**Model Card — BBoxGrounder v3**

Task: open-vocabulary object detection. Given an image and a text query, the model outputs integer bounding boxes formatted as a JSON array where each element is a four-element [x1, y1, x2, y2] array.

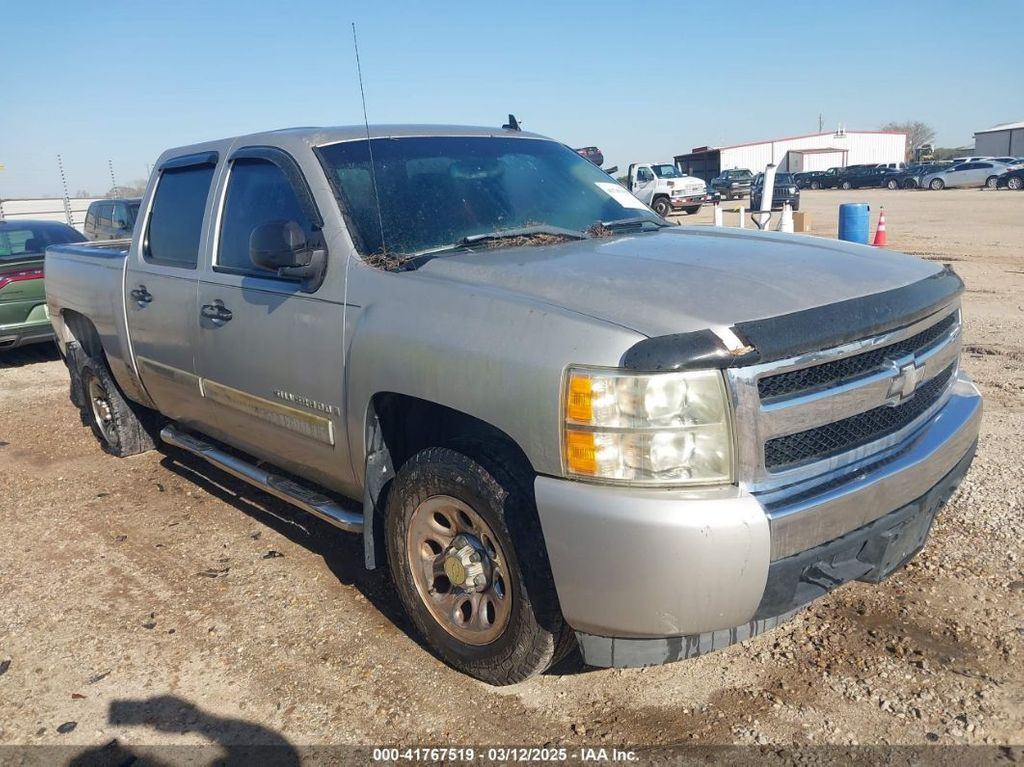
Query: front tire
[[78, 355, 157, 457], [930, 178, 945, 190], [651, 197, 672, 217], [385, 443, 572, 685], [1008, 176, 1023, 190], [886, 178, 899, 190]]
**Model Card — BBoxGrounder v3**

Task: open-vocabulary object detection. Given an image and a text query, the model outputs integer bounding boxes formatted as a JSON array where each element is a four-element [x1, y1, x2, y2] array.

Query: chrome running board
[[160, 424, 363, 533]]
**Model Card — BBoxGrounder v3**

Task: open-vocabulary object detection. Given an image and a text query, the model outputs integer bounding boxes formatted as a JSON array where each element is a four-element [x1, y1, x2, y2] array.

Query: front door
[[125, 156, 217, 424], [193, 149, 347, 490], [631, 166, 657, 205]]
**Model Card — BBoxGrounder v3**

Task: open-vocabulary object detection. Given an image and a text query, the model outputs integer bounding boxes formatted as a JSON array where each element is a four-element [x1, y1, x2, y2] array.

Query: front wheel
[[985, 175, 999, 189], [385, 443, 572, 685], [886, 179, 899, 190], [930, 178, 945, 190], [651, 197, 672, 217], [1008, 176, 1024, 190]]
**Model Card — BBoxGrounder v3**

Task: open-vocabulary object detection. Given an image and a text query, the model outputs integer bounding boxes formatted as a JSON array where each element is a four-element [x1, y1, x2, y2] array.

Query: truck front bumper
[[534, 374, 982, 668], [669, 194, 707, 209]]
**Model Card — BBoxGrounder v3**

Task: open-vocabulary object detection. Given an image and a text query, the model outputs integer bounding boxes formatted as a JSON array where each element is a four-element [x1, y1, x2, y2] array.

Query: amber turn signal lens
[[566, 373, 593, 423], [565, 430, 597, 475]]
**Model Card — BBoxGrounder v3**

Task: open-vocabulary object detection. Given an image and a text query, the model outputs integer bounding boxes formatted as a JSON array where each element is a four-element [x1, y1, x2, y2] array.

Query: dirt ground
[[1, 188, 1021, 756]]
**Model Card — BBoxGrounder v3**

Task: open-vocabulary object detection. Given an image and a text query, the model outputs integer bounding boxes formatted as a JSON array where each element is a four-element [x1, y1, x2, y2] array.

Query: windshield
[[318, 136, 661, 257], [650, 164, 683, 178], [726, 170, 752, 179], [774, 174, 795, 184]]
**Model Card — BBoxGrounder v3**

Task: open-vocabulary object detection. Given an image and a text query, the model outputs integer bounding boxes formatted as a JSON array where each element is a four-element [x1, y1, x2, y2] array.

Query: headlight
[[563, 367, 734, 485], [789, 186, 798, 194]]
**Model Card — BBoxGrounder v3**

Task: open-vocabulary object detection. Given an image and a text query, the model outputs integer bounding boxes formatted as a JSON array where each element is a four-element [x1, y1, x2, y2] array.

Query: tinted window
[[636, 167, 654, 182], [0, 223, 84, 259], [97, 203, 112, 228], [217, 159, 311, 275], [977, 163, 992, 169], [145, 164, 215, 267]]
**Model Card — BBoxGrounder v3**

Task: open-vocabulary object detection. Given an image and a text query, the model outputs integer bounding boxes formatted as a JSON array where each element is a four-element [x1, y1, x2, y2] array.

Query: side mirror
[[249, 220, 327, 293]]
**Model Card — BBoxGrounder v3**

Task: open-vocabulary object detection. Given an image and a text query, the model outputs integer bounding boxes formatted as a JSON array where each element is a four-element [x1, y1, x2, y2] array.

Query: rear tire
[[985, 175, 999, 189], [385, 442, 573, 685], [651, 197, 672, 217], [930, 178, 945, 190], [810, 180, 821, 190], [78, 355, 158, 457], [684, 205, 702, 215], [841, 180, 852, 190]]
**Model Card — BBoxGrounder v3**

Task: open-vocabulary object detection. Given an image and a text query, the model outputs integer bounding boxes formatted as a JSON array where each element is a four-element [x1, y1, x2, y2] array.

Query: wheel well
[[369, 392, 531, 474], [61, 310, 104, 359]]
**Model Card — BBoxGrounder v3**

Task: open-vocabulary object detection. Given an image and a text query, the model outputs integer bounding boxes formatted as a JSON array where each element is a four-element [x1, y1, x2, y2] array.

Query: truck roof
[[157, 124, 552, 165]]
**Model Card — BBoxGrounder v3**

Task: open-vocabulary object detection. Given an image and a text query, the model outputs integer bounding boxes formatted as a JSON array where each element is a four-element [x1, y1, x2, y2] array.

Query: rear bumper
[[0, 315, 54, 350], [535, 374, 981, 667]]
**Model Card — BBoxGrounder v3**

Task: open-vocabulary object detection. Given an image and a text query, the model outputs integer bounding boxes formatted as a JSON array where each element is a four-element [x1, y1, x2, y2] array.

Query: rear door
[[193, 146, 346, 488], [125, 152, 217, 423]]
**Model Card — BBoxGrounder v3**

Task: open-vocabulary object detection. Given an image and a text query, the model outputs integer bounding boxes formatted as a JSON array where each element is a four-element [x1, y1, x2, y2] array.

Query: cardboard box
[[793, 211, 811, 233]]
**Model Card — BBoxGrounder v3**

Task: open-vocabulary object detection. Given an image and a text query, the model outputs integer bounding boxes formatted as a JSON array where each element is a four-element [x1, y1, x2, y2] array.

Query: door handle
[[130, 286, 153, 306], [200, 301, 233, 324]]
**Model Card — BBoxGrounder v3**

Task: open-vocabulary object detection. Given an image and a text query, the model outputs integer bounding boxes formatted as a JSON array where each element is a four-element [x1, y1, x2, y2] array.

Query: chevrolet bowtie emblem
[[887, 355, 921, 404]]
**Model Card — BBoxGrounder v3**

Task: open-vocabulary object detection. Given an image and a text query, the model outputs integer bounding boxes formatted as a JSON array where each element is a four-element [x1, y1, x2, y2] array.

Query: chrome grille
[[726, 305, 962, 492], [758, 312, 958, 401], [764, 363, 956, 471]]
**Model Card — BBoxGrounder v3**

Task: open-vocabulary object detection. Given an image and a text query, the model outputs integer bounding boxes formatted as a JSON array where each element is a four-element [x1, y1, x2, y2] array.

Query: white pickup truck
[[626, 162, 707, 216]]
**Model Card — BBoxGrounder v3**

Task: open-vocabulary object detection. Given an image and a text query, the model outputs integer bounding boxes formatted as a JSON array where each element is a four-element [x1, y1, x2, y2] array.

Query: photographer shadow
[[68, 694, 300, 766]]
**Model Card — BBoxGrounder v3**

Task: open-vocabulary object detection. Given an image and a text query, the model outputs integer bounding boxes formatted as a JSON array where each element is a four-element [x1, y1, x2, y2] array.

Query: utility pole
[[0, 161, 6, 221], [57, 154, 73, 226], [818, 113, 823, 133]]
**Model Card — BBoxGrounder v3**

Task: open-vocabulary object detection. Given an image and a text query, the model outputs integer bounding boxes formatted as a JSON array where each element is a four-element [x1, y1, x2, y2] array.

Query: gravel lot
[[1, 188, 1021, 755]]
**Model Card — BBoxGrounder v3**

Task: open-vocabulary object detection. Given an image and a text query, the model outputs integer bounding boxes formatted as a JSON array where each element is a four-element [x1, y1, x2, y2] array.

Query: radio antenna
[[352, 22, 387, 255]]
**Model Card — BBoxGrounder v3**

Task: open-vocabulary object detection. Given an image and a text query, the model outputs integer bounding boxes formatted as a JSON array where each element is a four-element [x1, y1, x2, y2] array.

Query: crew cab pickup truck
[[46, 124, 982, 685]]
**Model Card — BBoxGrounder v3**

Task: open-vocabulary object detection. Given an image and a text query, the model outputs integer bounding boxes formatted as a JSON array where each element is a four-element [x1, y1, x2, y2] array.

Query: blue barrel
[[838, 203, 870, 244]]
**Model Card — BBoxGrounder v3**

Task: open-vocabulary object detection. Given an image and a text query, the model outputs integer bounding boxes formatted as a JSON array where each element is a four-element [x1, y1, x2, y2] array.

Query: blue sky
[[3, 0, 1022, 197]]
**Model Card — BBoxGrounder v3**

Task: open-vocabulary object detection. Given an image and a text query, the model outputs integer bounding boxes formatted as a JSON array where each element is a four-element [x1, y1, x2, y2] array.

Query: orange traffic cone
[[872, 207, 887, 247]]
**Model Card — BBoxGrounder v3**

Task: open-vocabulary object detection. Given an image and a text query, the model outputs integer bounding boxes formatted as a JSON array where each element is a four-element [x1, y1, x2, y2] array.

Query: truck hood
[[414, 227, 944, 338]]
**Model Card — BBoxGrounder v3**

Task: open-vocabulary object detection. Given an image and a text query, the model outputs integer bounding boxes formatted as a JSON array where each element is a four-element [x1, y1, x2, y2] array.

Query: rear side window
[[217, 159, 312, 275], [145, 164, 216, 268]]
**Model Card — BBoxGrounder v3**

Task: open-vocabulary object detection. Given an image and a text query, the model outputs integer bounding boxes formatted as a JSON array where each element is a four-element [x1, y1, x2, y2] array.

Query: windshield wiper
[[462, 225, 589, 245], [599, 216, 671, 231]]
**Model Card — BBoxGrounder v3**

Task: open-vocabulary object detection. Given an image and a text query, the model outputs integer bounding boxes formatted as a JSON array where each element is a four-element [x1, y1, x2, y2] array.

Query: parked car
[[995, 167, 1024, 190], [0, 219, 85, 350], [794, 170, 827, 189], [750, 172, 800, 210], [84, 198, 142, 241], [835, 167, 903, 190], [886, 163, 955, 189], [922, 161, 1010, 190], [626, 162, 706, 215], [709, 168, 754, 200], [574, 146, 604, 167], [802, 166, 850, 189], [46, 123, 981, 684]]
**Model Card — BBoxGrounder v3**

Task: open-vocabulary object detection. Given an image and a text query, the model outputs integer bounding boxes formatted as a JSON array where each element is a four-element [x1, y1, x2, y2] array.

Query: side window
[[145, 163, 216, 268], [111, 203, 128, 229], [97, 203, 113, 229], [85, 205, 97, 230], [217, 158, 312, 276], [977, 163, 992, 169], [636, 167, 653, 183]]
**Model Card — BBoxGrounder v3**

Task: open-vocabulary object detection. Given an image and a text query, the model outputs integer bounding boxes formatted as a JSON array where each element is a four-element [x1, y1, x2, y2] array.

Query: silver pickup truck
[[45, 124, 982, 685]]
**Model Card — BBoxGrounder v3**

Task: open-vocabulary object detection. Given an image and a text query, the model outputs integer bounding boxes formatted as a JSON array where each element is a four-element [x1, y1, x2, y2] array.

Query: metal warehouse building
[[973, 120, 1024, 157], [675, 129, 907, 182]]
